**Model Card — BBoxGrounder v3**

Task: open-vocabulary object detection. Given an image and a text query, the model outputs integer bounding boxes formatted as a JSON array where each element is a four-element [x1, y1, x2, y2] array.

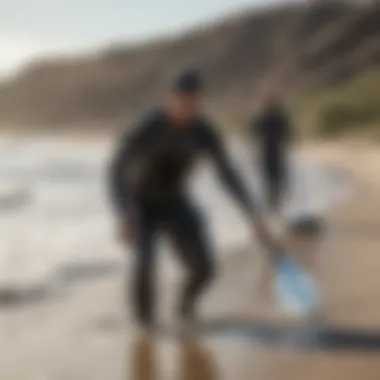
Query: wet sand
[[1, 141, 380, 379]]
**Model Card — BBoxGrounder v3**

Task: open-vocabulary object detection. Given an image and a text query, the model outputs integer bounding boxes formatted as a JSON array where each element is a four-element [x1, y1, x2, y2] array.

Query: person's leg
[[131, 209, 158, 326], [263, 160, 286, 213], [267, 174, 282, 212], [165, 196, 215, 320], [273, 162, 288, 212]]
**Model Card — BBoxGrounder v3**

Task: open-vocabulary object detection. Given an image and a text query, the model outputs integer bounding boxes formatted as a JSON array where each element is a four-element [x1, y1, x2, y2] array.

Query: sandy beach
[[0, 139, 379, 380]]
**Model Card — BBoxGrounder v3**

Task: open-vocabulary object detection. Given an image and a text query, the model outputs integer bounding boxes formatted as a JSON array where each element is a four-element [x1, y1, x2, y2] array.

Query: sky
[[0, 0, 298, 77]]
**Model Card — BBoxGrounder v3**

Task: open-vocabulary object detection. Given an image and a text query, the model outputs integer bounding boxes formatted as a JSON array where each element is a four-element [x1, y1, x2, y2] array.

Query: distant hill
[[0, 1, 378, 131]]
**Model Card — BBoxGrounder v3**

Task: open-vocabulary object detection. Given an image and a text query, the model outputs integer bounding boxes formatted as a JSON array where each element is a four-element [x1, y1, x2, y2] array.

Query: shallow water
[[0, 138, 351, 290]]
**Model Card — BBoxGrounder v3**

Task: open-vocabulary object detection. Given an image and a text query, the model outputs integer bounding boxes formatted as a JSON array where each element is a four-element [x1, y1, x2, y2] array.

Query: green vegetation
[[291, 70, 380, 139]]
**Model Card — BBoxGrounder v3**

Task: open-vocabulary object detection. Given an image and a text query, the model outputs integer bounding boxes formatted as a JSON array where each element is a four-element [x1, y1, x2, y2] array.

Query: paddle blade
[[274, 257, 319, 315]]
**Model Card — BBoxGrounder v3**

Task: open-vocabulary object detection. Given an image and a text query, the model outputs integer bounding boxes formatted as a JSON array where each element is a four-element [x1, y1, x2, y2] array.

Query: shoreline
[[1, 141, 380, 379]]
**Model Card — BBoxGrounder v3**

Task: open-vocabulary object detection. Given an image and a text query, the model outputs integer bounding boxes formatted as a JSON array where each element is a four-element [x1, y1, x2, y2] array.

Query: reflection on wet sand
[[130, 333, 217, 380], [131, 334, 156, 380], [178, 337, 217, 380]]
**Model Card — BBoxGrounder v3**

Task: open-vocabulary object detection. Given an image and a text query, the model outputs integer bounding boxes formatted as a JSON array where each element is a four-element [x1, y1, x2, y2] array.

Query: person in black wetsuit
[[250, 96, 293, 212], [108, 69, 275, 329]]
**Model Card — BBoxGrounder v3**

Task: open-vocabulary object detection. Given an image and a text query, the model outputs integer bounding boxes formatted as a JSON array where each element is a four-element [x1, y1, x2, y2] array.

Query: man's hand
[[252, 216, 280, 261], [253, 216, 270, 242], [116, 218, 137, 246]]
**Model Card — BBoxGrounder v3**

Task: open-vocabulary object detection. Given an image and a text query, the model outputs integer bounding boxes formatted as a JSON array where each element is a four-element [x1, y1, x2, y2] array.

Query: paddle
[[257, 220, 320, 316], [273, 255, 319, 315]]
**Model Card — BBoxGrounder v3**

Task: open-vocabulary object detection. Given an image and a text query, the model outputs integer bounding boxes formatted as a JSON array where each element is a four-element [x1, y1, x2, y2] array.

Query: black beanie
[[172, 69, 203, 94]]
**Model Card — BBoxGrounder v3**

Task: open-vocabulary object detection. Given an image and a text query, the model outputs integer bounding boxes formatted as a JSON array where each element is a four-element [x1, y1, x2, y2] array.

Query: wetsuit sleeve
[[202, 122, 257, 216], [108, 118, 152, 219]]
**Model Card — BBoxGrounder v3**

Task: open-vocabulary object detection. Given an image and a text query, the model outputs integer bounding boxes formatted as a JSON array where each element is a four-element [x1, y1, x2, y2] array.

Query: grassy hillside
[[292, 69, 380, 139]]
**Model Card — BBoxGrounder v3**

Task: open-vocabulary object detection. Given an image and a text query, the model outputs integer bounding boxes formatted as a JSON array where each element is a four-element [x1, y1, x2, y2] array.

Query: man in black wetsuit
[[250, 96, 293, 212], [109, 69, 275, 329]]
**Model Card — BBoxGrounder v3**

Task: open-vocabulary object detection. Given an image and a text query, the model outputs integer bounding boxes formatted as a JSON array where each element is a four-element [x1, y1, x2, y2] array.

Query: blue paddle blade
[[274, 257, 319, 314]]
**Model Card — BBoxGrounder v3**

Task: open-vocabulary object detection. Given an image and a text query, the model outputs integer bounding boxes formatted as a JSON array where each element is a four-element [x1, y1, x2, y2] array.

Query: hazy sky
[[0, 0, 297, 76]]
